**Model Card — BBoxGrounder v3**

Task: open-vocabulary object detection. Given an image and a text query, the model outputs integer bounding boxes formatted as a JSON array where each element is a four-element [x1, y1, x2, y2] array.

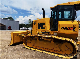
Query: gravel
[[0, 40, 62, 59], [0, 30, 80, 59]]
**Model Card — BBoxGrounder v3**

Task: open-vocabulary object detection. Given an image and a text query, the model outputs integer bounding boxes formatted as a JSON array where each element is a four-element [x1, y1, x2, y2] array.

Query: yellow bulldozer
[[9, 1, 80, 59]]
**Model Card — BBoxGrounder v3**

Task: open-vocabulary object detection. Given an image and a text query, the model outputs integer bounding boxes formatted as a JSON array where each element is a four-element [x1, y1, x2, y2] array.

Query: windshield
[[51, 5, 75, 20], [59, 11, 72, 19], [59, 9, 72, 19]]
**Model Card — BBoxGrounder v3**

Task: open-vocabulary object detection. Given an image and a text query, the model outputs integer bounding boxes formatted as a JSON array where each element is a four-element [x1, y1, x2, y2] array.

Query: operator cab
[[50, 5, 76, 31]]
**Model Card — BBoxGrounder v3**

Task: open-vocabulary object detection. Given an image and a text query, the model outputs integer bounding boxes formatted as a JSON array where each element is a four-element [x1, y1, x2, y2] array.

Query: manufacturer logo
[[38, 23, 45, 29], [61, 25, 76, 31]]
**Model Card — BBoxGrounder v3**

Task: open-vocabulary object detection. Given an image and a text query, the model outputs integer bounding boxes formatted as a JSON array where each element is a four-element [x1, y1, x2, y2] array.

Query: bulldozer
[[9, 1, 80, 59]]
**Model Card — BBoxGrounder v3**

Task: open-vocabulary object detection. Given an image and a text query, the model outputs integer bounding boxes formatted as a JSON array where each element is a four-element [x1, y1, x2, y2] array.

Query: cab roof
[[50, 1, 80, 10]]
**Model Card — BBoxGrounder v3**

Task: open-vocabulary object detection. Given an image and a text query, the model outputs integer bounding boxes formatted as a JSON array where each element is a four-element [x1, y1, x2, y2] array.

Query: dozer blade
[[23, 34, 78, 59], [9, 30, 30, 45]]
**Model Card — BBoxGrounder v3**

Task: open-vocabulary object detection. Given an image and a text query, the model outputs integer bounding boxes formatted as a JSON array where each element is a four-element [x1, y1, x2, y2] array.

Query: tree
[[19, 24, 30, 30], [28, 19, 32, 24], [3, 17, 14, 21], [8, 17, 14, 21], [25, 24, 29, 29], [19, 19, 32, 30], [19, 24, 26, 30], [28, 19, 32, 27]]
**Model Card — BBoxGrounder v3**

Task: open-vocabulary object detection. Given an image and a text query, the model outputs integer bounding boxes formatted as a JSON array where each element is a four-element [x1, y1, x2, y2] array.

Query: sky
[[0, 0, 80, 24]]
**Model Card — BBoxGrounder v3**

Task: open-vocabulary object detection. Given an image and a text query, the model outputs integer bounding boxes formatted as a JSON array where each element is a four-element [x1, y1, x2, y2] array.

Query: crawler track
[[23, 34, 78, 59]]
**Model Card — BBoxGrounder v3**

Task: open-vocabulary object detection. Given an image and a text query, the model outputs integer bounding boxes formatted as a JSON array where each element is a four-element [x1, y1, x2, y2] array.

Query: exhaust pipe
[[42, 8, 45, 18]]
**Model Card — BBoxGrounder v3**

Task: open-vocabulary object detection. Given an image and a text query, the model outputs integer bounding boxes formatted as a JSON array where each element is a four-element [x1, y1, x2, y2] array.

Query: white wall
[[0, 19, 19, 30]]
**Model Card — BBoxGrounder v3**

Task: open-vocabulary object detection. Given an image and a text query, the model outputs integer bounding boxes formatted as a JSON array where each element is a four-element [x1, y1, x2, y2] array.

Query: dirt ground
[[0, 30, 80, 59]]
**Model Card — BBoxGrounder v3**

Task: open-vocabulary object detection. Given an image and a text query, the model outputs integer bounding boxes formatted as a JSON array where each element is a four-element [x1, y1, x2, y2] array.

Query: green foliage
[[19, 19, 32, 29], [28, 19, 32, 27], [19, 24, 32, 29], [8, 17, 14, 20], [19, 24, 26, 29], [3, 17, 14, 21], [28, 19, 32, 24]]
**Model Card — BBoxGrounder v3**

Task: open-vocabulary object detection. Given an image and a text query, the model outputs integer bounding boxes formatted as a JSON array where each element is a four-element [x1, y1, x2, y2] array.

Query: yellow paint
[[50, 1, 80, 8], [9, 30, 30, 45], [9, 1, 80, 59], [77, 41, 80, 45]]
